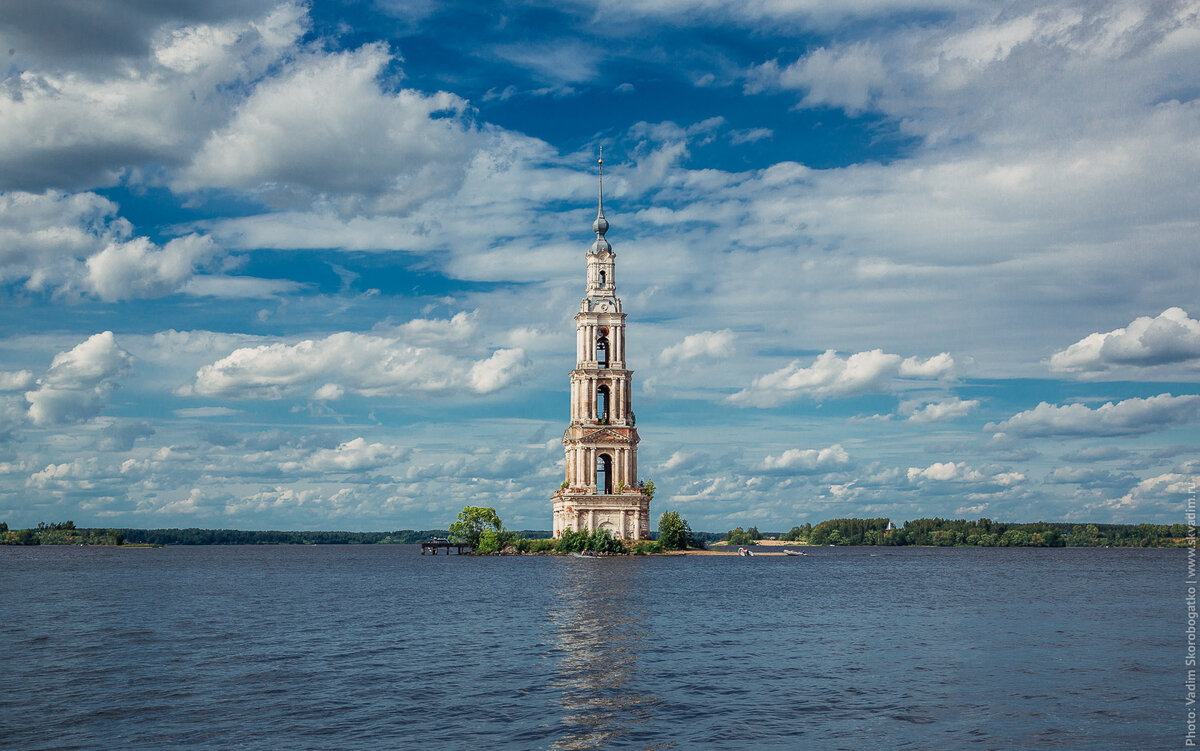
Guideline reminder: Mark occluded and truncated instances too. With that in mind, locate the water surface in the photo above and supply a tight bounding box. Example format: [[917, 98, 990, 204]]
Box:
[[0, 545, 1175, 749]]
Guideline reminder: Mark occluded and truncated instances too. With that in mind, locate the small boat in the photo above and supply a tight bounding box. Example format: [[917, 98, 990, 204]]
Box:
[[572, 551, 600, 559], [784, 549, 807, 556]]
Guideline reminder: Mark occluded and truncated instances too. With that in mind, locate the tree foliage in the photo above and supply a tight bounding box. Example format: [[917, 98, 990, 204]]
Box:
[[790, 517, 1190, 547], [448, 506, 503, 548], [781, 524, 811, 542], [658, 510, 696, 550], [726, 526, 761, 545], [554, 528, 626, 554]]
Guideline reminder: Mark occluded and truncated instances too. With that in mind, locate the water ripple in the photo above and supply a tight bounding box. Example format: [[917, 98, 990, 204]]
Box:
[[0, 545, 1177, 749]]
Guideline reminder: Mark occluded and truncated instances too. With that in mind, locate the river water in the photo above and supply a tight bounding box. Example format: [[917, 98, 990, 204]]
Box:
[[0, 545, 1176, 749]]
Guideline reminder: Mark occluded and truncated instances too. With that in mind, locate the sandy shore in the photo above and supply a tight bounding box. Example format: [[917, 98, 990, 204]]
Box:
[[684, 539, 808, 555], [676, 549, 789, 556]]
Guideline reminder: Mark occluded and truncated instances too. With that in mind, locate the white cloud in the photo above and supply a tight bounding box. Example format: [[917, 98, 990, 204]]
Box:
[[761, 444, 851, 473], [906, 461, 1025, 492], [907, 461, 983, 483], [489, 41, 602, 85], [85, 235, 218, 301], [281, 437, 405, 473], [28, 458, 101, 489], [659, 329, 735, 363], [900, 396, 979, 423], [153, 488, 218, 516], [185, 320, 528, 400], [990, 393, 1200, 438], [729, 349, 953, 406], [581, 0, 965, 29], [0, 190, 225, 300], [0, 371, 35, 391], [0, 3, 305, 192], [1050, 308, 1200, 375], [749, 43, 887, 113], [899, 353, 955, 378], [1090, 472, 1199, 516], [25, 332, 132, 425], [728, 127, 773, 145], [176, 43, 479, 212]]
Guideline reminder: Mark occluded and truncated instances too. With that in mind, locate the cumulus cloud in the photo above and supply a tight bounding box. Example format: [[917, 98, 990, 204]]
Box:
[[659, 329, 735, 363], [25, 332, 132, 426], [1050, 308, 1200, 375], [27, 458, 101, 489], [0, 0, 281, 73], [1091, 472, 1199, 515], [0, 190, 223, 299], [0, 371, 35, 391], [281, 437, 406, 473], [176, 43, 479, 212], [990, 394, 1200, 438], [85, 235, 218, 301], [729, 349, 953, 406], [900, 396, 979, 423], [0, 3, 305, 191], [184, 319, 528, 400], [906, 461, 1025, 491], [761, 444, 851, 473]]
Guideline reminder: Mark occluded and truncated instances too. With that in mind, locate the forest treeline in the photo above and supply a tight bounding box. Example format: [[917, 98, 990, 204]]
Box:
[[0, 524, 543, 546], [773, 517, 1189, 547], [2, 518, 1189, 547], [0, 521, 126, 546]]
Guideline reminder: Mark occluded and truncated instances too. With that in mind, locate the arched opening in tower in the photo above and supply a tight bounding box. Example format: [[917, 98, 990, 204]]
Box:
[[599, 270, 606, 287], [596, 385, 609, 422], [596, 453, 613, 494], [596, 336, 609, 368]]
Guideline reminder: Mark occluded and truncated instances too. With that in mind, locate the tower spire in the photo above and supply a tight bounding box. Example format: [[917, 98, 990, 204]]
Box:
[[592, 148, 609, 245], [598, 147, 605, 220]]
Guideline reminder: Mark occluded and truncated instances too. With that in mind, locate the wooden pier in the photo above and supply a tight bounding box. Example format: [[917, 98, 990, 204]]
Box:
[[420, 539, 470, 555]]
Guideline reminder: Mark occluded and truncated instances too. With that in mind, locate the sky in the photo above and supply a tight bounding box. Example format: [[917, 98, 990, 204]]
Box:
[[0, 0, 1198, 532]]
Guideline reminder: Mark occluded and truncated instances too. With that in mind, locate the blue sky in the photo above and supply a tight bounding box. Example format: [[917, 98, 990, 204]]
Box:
[[1, 0, 1198, 531]]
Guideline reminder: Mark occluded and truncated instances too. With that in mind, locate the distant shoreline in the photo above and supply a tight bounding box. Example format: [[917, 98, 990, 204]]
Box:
[[3, 518, 1189, 549]]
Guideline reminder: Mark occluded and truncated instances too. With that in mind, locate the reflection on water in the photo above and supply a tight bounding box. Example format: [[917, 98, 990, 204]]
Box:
[[548, 559, 663, 749]]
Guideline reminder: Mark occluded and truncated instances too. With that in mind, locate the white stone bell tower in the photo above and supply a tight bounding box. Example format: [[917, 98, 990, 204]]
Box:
[[551, 153, 651, 539]]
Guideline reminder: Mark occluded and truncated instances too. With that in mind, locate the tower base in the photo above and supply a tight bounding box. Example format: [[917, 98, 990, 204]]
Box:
[[552, 490, 651, 540]]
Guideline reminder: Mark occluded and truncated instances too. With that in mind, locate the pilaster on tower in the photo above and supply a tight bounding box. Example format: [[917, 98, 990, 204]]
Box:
[[551, 153, 651, 540]]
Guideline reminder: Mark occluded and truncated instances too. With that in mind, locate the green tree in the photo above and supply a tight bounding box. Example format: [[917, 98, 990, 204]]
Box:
[[449, 506, 502, 548], [555, 529, 588, 553], [642, 480, 655, 499], [727, 527, 757, 545], [474, 528, 517, 554], [658, 510, 693, 550], [587, 528, 626, 554]]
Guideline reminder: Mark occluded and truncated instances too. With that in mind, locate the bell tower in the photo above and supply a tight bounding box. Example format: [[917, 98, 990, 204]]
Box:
[[552, 153, 651, 539]]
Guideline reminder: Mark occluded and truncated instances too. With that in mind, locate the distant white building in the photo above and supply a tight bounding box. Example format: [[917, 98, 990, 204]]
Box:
[[551, 155, 651, 539]]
